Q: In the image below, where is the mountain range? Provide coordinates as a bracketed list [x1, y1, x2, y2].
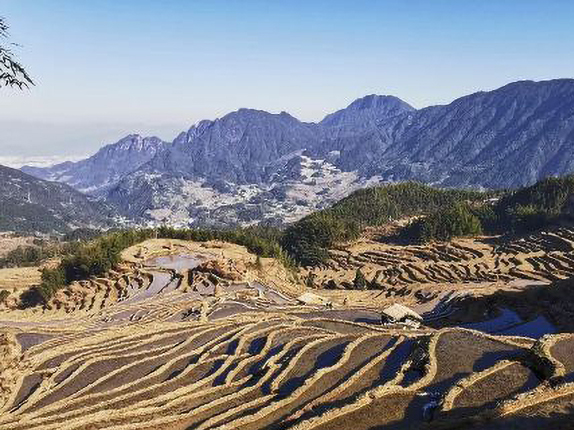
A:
[16, 78, 574, 229]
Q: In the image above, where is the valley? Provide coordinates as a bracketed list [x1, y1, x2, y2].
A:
[1, 174, 574, 428]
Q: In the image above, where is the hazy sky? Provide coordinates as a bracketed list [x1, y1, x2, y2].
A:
[1, 0, 573, 161]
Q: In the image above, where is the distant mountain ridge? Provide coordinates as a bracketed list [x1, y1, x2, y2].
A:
[20, 79, 574, 227]
[22, 134, 167, 194]
[352, 79, 574, 188]
[143, 109, 319, 184]
[0, 165, 115, 233]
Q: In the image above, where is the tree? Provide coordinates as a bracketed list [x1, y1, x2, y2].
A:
[404, 203, 483, 243]
[40, 267, 66, 299]
[0, 289, 9, 304]
[353, 269, 368, 290]
[255, 255, 263, 271]
[305, 273, 316, 289]
[0, 17, 33, 88]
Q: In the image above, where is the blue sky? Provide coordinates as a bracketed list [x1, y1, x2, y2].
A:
[0, 0, 573, 159]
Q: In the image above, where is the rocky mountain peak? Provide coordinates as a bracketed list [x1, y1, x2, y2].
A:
[320, 94, 415, 127]
[101, 134, 164, 153]
[21, 134, 168, 195]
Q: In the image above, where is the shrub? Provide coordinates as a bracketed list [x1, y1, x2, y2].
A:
[19, 287, 46, 308]
[39, 267, 67, 300]
[255, 255, 263, 271]
[353, 269, 368, 290]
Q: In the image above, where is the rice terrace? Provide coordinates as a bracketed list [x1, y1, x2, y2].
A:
[1, 221, 574, 429]
[2, 2, 574, 429]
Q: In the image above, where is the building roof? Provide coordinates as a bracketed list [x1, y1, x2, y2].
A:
[382, 303, 423, 321]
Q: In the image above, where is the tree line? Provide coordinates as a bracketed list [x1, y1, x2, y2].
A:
[402, 175, 574, 243]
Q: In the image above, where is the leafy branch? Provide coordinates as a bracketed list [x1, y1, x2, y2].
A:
[0, 16, 33, 89]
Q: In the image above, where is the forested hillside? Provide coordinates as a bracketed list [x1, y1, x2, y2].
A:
[0, 165, 116, 234]
[281, 183, 489, 265]
[283, 176, 574, 265]
[16, 175, 574, 307]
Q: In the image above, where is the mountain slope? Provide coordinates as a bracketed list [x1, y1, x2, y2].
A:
[143, 110, 321, 184]
[0, 165, 115, 233]
[22, 134, 167, 195]
[355, 79, 574, 188]
[103, 97, 415, 224]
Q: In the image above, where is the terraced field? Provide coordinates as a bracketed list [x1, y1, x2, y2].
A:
[0, 238, 573, 429]
[3, 312, 573, 430]
[312, 227, 574, 289]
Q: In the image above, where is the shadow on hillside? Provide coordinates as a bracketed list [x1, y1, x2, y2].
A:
[423, 403, 574, 430]
[370, 388, 574, 430]
[429, 277, 574, 333]
[18, 287, 45, 309]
